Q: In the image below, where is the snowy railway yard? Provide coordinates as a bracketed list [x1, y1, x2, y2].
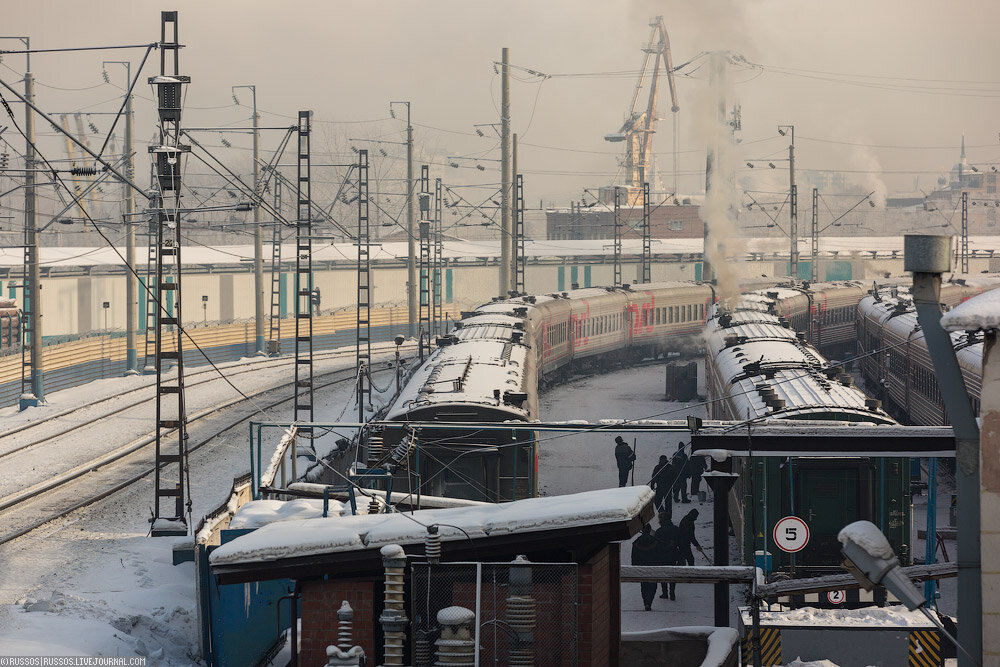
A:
[0, 357, 962, 664]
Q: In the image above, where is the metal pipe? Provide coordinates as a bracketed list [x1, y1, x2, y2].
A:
[905, 234, 981, 666]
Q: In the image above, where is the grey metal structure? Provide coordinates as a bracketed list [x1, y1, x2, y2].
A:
[267, 168, 282, 352]
[641, 182, 651, 284]
[418, 165, 431, 360]
[149, 10, 191, 536]
[961, 191, 969, 274]
[811, 187, 819, 283]
[904, 234, 981, 666]
[356, 149, 371, 418]
[294, 111, 315, 434]
[20, 69, 43, 405]
[613, 186, 622, 286]
[514, 174, 526, 295]
[433, 177, 443, 335]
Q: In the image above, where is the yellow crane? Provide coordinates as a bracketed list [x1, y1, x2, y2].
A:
[604, 16, 679, 205]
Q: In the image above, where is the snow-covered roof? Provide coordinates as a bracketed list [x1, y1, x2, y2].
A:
[210, 486, 653, 567]
[941, 288, 1000, 331]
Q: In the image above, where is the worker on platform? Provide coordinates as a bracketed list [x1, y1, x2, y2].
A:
[630, 524, 659, 611]
[614, 436, 636, 487]
[649, 454, 675, 516]
[654, 512, 682, 600]
[678, 508, 703, 566]
[671, 442, 690, 503]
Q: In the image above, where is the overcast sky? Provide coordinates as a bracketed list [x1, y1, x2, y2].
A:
[2, 0, 999, 213]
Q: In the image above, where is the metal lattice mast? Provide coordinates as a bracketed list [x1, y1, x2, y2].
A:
[418, 165, 431, 360]
[613, 186, 622, 286]
[961, 191, 969, 274]
[20, 71, 38, 402]
[267, 169, 283, 352]
[811, 188, 819, 283]
[294, 111, 315, 433]
[790, 183, 798, 279]
[514, 174, 526, 294]
[356, 149, 372, 418]
[641, 182, 651, 284]
[142, 165, 157, 372]
[150, 11, 192, 536]
[433, 177, 443, 335]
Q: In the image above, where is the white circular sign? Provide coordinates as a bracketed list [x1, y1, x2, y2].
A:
[827, 590, 846, 605]
[773, 516, 810, 553]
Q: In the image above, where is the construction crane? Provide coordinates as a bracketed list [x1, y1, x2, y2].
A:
[603, 16, 679, 205]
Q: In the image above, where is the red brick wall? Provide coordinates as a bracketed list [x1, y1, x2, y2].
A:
[299, 578, 377, 666]
[578, 543, 620, 666]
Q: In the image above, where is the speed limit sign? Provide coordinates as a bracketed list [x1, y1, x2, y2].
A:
[828, 590, 846, 605]
[773, 516, 810, 553]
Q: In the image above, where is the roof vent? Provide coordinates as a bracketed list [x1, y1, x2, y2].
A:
[524, 295, 536, 304]
[513, 306, 528, 318]
[865, 398, 882, 411]
[839, 375, 854, 386]
[503, 391, 528, 407]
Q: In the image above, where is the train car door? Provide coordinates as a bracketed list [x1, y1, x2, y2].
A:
[794, 465, 861, 568]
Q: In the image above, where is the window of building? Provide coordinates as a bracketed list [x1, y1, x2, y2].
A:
[669, 220, 683, 231]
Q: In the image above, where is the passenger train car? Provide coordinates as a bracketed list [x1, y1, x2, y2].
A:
[704, 291, 909, 576]
[857, 286, 985, 425]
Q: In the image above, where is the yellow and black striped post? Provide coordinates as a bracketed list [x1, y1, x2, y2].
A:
[742, 627, 782, 666]
[908, 629, 941, 667]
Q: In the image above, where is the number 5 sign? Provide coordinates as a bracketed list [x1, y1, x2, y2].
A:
[773, 516, 810, 553]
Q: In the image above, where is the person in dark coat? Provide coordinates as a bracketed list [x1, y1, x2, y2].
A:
[614, 436, 636, 487]
[654, 512, 682, 600]
[671, 442, 690, 503]
[630, 524, 659, 611]
[688, 454, 708, 501]
[649, 455, 674, 513]
[678, 508, 703, 566]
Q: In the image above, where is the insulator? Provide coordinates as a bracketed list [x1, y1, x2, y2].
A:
[337, 601, 354, 651]
[101, 70, 110, 84]
[88, 122, 99, 134]
[388, 435, 414, 470]
[367, 496, 381, 515]
[413, 630, 434, 666]
[70, 166, 98, 176]
[424, 525, 441, 564]
[435, 606, 475, 667]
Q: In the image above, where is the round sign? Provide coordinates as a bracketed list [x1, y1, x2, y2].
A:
[827, 590, 846, 605]
[772, 516, 810, 553]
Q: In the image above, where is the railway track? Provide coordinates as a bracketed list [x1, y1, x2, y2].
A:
[0, 362, 395, 547]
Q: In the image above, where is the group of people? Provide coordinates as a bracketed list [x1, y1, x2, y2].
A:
[614, 436, 710, 610]
[630, 509, 704, 610]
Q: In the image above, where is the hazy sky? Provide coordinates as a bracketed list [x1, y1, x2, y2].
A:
[3, 0, 1000, 212]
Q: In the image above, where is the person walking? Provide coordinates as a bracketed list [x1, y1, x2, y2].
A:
[678, 508, 703, 567]
[671, 442, 690, 503]
[654, 512, 682, 600]
[630, 524, 659, 611]
[649, 455, 675, 517]
[689, 454, 707, 502]
[614, 436, 636, 487]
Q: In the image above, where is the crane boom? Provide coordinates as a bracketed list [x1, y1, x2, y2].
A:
[603, 16, 679, 204]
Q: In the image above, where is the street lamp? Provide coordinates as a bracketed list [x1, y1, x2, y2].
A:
[393, 334, 404, 393]
[201, 294, 208, 325]
[778, 125, 797, 278]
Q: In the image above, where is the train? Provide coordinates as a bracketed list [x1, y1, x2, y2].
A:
[0, 298, 21, 355]
[373, 281, 715, 502]
[704, 286, 910, 580]
[857, 281, 989, 425]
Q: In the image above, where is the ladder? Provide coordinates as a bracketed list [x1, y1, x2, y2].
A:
[514, 174, 526, 295]
[20, 234, 34, 395]
[641, 182, 651, 284]
[418, 165, 431, 360]
[613, 186, 623, 287]
[294, 110, 315, 437]
[150, 10, 191, 536]
[356, 149, 371, 419]
[267, 170, 283, 353]
[433, 178, 443, 335]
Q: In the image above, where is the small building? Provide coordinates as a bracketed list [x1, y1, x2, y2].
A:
[208, 486, 655, 666]
[546, 203, 705, 240]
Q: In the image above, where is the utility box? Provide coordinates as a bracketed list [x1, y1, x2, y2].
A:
[738, 607, 944, 666]
[665, 361, 697, 402]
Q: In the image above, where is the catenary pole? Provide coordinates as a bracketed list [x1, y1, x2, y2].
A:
[500, 47, 511, 298]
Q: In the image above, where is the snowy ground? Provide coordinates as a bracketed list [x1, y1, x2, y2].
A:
[0, 354, 961, 664]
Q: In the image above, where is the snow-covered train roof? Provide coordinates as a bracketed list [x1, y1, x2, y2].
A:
[385, 338, 530, 421]
[726, 369, 889, 423]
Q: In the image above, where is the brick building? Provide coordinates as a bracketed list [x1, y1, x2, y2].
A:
[546, 202, 705, 240]
[209, 487, 654, 666]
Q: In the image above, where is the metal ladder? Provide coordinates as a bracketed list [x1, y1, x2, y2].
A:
[433, 177, 443, 335]
[150, 10, 192, 536]
[20, 234, 34, 395]
[356, 149, 371, 420]
[514, 174, 526, 295]
[294, 110, 315, 437]
[418, 165, 431, 359]
[613, 186, 623, 287]
[641, 182, 651, 284]
[267, 170, 283, 353]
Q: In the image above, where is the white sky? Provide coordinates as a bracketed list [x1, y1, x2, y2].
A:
[2, 0, 999, 210]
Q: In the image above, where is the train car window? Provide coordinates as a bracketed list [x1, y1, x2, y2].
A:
[655, 308, 660, 325]
[687, 304, 693, 321]
[668, 307, 674, 324]
[700, 304, 705, 319]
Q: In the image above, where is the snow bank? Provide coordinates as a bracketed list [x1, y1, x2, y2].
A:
[941, 288, 1000, 331]
[228, 498, 346, 529]
[211, 486, 653, 566]
[755, 604, 930, 628]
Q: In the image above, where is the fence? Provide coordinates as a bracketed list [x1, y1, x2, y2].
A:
[409, 561, 578, 666]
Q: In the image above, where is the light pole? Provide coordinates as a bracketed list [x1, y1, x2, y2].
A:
[778, 125, 797, 278]
[201, 294, 208, 325]
[233, 85, 263, 355]
[104, 60, 137, 374]
[390, 101, 415, 338]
